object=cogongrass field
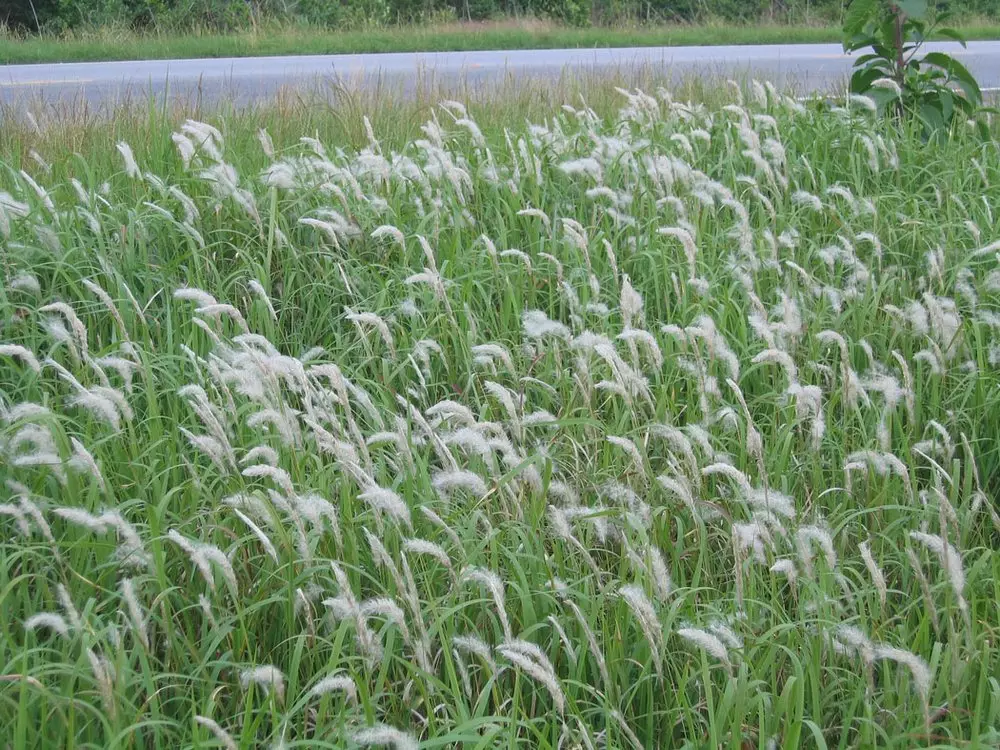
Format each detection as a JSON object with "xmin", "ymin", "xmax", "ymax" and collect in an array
[{"xmin": 1, "ymin": 82, "xmax": 1000, "ymax": 749}]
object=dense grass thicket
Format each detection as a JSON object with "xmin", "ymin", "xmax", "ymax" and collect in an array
[{"xmin": 1, "ymin": 85, "xmax": 1000, "ymax": 748}]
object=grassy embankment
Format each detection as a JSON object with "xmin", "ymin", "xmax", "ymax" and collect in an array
[{"xmin": 2, "ymin": 18, "xmax": 1000, "ymax": 64}]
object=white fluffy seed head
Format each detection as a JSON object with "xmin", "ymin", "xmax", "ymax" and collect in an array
[
  {"xmin": 239, "ymin": 665, "xmax": 286, "ymax": 699},
  {"xmin": 308, "ymin": 674, "xmax": 357, "ymax": 701},
  {"xmin": 796, "ymin": 525, "xmax": 838, "ymax": 578},
  {"xmin": 647, "ymin": 545, "xmax": 673, "ymax": 601},
  {"xmin": 349, "ymin": 724, "xmax": 418, "ymax": 750},
  {"xmin": 247, "ymin": 280, "xmax": 277, "ymax": 321},
  {"xmin": 497, "ymin": 638, "xmax": 565, "ymax": 713},
  {"xmin": 617, "ymin": 584, "xmax": 662, "ymax": 674},
  {"xmin": 167, "ymin": 529, "xmax": 237, "ymax": 594},
  {"xmin": 402, "ymin": 537, "xmax": 452, "ymax": 569},
  {"xmin": 873, "ymin": 645, "xmax": 931, "ymax": 706},
  {"xmin": 461, "ymin": 566, "xmax": 511, "ymax": 640},
  {"xmin": 522, "ymin": 310, "xmax": 570, "ymax": 340},
  {"xmin": 708, "ymin": 621, "xmax": 743, "ymax": 650},
  {"xmin": 55, "ymin": 584, "xmax": 81, "ymax": 630},
  {"xmin": 859, "ymin": 540, "xmax": 887, "ymax": 607},
  {"xmin": 0, "ymin": 345, "xmax": 41, "ymax": 374},
  {"xmin": 85, "ymin": 648, "xmax": 116, "ymax": 717},
  {"xmin": 677, "ymin": 627, "xmax": 731, "ymax": 666},
  {"xmin": 453, "ymin": 633, "xmax": 496, "ymax": 668},
  {"xmin": 831, "ymin": 625, "xmax": 874, "ymax": 663},
  {"xmin": 53, "ymin": 507, "xmax": 110, "ymax": 533},
  {"xmin": 116, "ymin": 142, "xmax": 141, "ymax": 179},
  {"xmin": 359, "ymin": 485, "xmax": 411, "ymax": 526},
  {"xmin": 0, "ymin": 503, "xmax": 31, "ymax": 537},
  {"xmin": 173, "ymin": 286, "xmax": 218, "ymax": 307},
  {"xmin": 770, "ymin": 559, "xmax": 797, "ymax": 584},
  {"xmin": 371, "ymin": 224, "xmax": 406, "ymax": 246},
  {"xmin": 432, "ymin": 470, "xmax": 487, "ymax": 498},
  {"xmin": 119, "ymin": 578, "xmax": 149, "ymax": 649},
  {"xmin": 194, "ymin": 716, "xmax": 238, "ymax": 750},
  {"xmin": 25, "ymin": 612, "xmax": 71, "ymax": 638},
  {"xmin": 909, "ymin": 531, "xmax": 965, "ymax": 600}
]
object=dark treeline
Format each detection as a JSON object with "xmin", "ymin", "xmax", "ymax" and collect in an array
[{"xmin": 2, "ymin": 0, "xmax": 995, "ymax": 33}]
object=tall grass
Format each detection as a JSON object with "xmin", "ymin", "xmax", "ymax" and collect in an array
[{"xmin": 1, "ymin": 80, "xmax": 999, "ymax": 748}]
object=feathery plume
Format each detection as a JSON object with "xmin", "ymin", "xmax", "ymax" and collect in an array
[
  {"xmin": 859, "ymin": 540, "xmax": 887, "ymax": 608},
  {"xmin": 116, "ymin": 142, "xmax": 141, "ymax": 179},
  {"xmin": 240, "ymin": 665, "xmax": 286, "ymax": 700},
  {"xmin": 461, "ymin": 566, "xmax": 512, "ymax": 640},
  {"xmin": 432, "ymin": 470, "xmax": 488, "ymax": 499},
  {"xmin": 677, "ymin": 627, "xmax": 732, "ymax": 669},
  {"xmin": 0, "ymin": 345, "xmax": 41, "ymax": 374},
  {"xmin": 522, "ymin": 310, "xmax": 570, "ymax": 340},
  {"xmin": 308, "ymin": 674, "xmax": 357, "ymax": 701},
  {"xmin": 618, "ymin": 584, "xmax": 662, "ymax": 677},
  {"xmin": 167, "ymin": 529, "xmax": 238, "ymax": 594},
  {"xmin": 195, "ymin": 717, "xmax": 238, "ymax": 750},
  {"xmin": 770, "ymin": 559, "xmax": 797, "ymax": 586},
  {"xmin": 247, "ymin": 280, "xmax": 277, "ymax": 321},
  {"xmin": 233, "ymin": 509, "xmax": 280, "ymax": 563},
  {"xmin": 86, "ymin": 648, "xmax": 116, "ymax": 718},
  {"xmin": 497, "ymin": 638, "xmax": 565, "ymax": 713},
  {"xmin": 120, "ymin": 578, "xmax": 149, "ymax": 649},
  {"xmin": 349, "ymin": 724, "xmax": 418, "ymax": 750},
  {"xmin": 359, "ymin": 485, "xmax": 411, "ymax": 526},
  {"xmin": 24, "ymin": 612, "xmax": 71, "ymax": 638},
  {"xmin": 909, "ymin": 531, "xmax": 968, "ymax": 617},
  {"xmin": 873, "ymin": 645, "xmax": 931, "ymax": 721}
]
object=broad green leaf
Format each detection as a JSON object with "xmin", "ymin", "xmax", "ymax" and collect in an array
[
  {"xmin": 918, "ymin": 100, "xmax": 946, "ymax": 132},
  {"xmin": 953, "ymin": 92, "xmax": 974, "ymax": 114},
  {"xmin": 872, "ymin": 42, "xmax": 896, "ymax": 59},
  {"xmin": 851, "ymin": 66, "xmax": 890, "ymax": 95},
  {"xmin": 858, "ymin": 59, "xmax": 895, "ymax": 77},
  {"xmin": 869, "ymin": 86, "xmax": 903, "ymax": 112},
  {"xmin": 845, "ymin": 33, "xmax": 880, "ymax": 52},
  {"xmin": 923, "ymin": 51, "xmax": 983, "ymax": 105},
  {"xmin": 936, "ymin": 27, "xmax": 968, "ymax": 47},
  {"xmin": 843, "ymin": 0, "xmax": 880, "ymax": 44},
  {"xmin": 938, "ymin": 87, "xmax": 954, "ymax": 124},
  {"xmin": 906, "ymin": 17, "xmax": 927, "ymax": 41},
  {"xmin": 853, "ymin": 53, "xmax": 883, "ymax": 66},
  {"xmin": 878, "ymin": 16, "xmax": 901, "ymax": 57}
]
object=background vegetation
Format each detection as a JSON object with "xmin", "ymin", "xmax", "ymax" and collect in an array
[{"xmin": 3, "ymin": 0, "xmax": 996, "ymax": 34}]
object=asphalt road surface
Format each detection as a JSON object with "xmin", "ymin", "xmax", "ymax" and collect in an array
[{"xmin": 2, "ymin": 40, "xmax": 999, "ymax": 109}]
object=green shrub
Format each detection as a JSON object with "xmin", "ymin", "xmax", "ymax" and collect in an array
[{"xmin": 844, "ymin": 0, "xmax": 984, "ymax": 137}]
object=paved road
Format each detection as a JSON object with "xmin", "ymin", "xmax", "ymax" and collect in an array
[{"xmin": 2, "ymin": 41, "xmax": 999, "ymax": 108}]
